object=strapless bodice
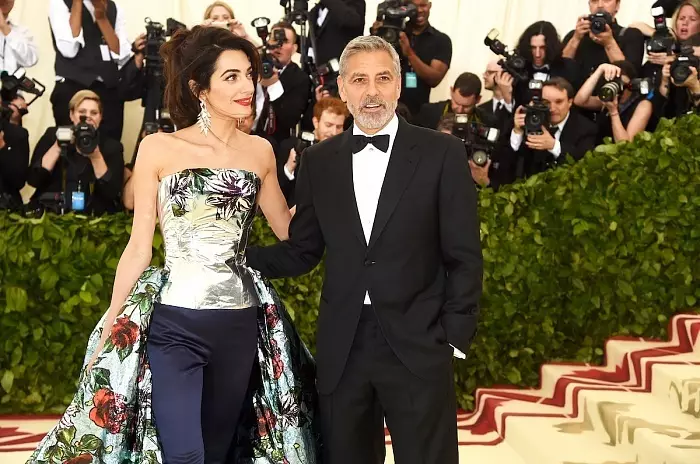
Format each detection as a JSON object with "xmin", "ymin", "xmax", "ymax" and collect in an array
[{"xmin": 156, "ymin": 168, "xmax": 261, "ymax": 309}]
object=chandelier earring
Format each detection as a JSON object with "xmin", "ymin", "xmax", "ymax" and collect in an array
[{"xmin": 197, "ymin": 99, "xmax": 212, "ymax": 136}]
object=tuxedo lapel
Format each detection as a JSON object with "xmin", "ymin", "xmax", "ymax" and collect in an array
[
  {"xmin": 367, "ymin": 119, "xmax": 419, "ymax": 251},
  {"xmin": 334, "ymin": 130, "xmax": 366, "ymax": 247}
]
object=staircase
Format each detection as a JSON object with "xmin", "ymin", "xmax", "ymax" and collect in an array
[
  {"xmin": 3, "ymin": 314, "xmax": 699, "ymax": 464},
  {"xmin": 391, "ymin": 313, "xmax": 700, "ymax": 463}
]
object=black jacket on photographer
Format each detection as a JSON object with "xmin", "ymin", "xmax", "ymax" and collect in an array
[
  {"xmin": 308, "ymin": 0, "xmax": 366, "ymax": 67},
  {"xmin": 562, "ymin": 22, "xmax": 646, "ymax": 87},
  {"xmin": 257, "ymin": 63, "xmax": 311, "ymax": 145},
  {"xmin": 27, "ymin": 127, "xmax": 124, "ymax": 215},
  {"xmin": 0, "ymin": 123, "xmax": 30, "ymax": 210},
  {"xmin": 276, "ymin": 136, "xmax": 301, "ymax": 207},
  {"xmin": 399, "ymin": 25, "xmax": 452, "ymax": 116},
  {"xmin": 416, "ymin": 100, "xmax": 498, "ymax": 131},
  {"xmin": 505, "ymin": 110, "xmax": 598, "ymax": 179}
]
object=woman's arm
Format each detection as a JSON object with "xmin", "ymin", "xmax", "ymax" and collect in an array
[
  {"xmin": 87, "ymin": 135, "xmax": 161, "ymax": 369},
  {"xmin": 574, "ymin": 64, "xmax": 617, "ymax": 110},
  {"xmin": 257, "ymin": 138, "xmax": 292, "ymax": 241},
  {"xmin": 625, "ymin": 100, "xmax": 653, "ymax": 140}
]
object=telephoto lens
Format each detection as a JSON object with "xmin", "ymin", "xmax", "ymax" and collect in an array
[{"xmin": 598, "ymin": 79, "xmax": 623, "ymax": 102}]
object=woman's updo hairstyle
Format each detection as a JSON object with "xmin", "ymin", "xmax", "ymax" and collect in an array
[{"xmin": 160, "ymin": 26, "xmax": 260, "ymax": 129}]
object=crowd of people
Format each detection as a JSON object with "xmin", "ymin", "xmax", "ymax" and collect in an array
[{"xmin": 0, "ymin": 0, "xmax": 698, "ymax": 214}]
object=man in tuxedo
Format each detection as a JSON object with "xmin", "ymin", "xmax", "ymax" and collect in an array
[
  {"xmin": 308, "ymin": 0, "xmax": 366, "ymax": 68},
  {"xmin": 246, "ymin": 36, "xmax": 482, "ymax": 464},
  {"xmin": 415, "ymin": 72, "xmax": 495, "ymax": 129},
  {"xmin": 508, "ymin": 77, "xmax": 598, "ymax": 179},
  {"xmin": 257, "ymin": 21, "xmax": 311, "ymax": 144},
  {"xmin": 478, "ymin": 60, "xmax": 515, "ymax": 130}
]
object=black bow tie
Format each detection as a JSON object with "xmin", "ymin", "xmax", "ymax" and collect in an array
[
  {"xmin": 352, "ymin": 134, "xmax": 390, "ymax": 153},
  {"xmin": 548, "ymin": 125, "xmax": 560, "ymax": 136}
]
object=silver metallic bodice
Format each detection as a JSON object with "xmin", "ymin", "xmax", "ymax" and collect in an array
[{"xmin": 156, "ymin": 168, "xmax": 261, "ymax": 309}]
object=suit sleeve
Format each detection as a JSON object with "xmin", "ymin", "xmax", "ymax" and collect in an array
[
  {"xmin": 559, "ymin": 117, "xmax": 597, "ymax": 162},
  {"xmin": 93, "ymin": 140, "xmax": 124, "ymax": 204},
  {"xmin": 321, "ymin": 0, "xmax": 366, "ymax": 28},
  {"xmin": 246, "ymin": 148, "xmax": 325, "ymax": 278},
  {"xmin": 0, "ymin": 126, "xmax": 29, "ymax": 193},
  {"xmin": 273, "ymin": 68, "xmax": 311, "ymax": 136},
  {"xmin": 438, "ymin": 136, "xmax": 483, "ymax": 353}
]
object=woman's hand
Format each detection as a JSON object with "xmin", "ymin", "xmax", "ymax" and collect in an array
[
  {"xmin": 602, "ymin": 95, "xmax": 620, "ymax": 116},
  {"xmin": 598, "ymin": 63, "xmax": 621, "ymax": 81},
  {"xmin": 228, "ymin": 19, "xmax": 247, "ymax": 38}
]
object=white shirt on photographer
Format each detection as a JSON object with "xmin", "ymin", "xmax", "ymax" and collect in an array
[
  {"xmin": 48, "ymin": 0, "xmax": 133, "ymax": 81},
  {"xmin": 0, "ymin": 18, "xmax": 38, "ymax": 73}
]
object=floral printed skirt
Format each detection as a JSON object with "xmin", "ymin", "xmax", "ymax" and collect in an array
[{"xmin": 27, "ymin": 266, "xmax": 322, "ymax": 464}]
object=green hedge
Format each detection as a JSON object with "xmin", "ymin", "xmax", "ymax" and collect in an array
[{"xmin": 1, "ymin": 115, "xmax": 699, "ymax": 413}]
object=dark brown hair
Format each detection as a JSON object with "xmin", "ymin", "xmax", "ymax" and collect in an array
[
  {"xmin": 543, "ymin": 76, "xmax": 575, "ymax": 99},
  {"xmin": 161, "ymin": 26, "xmax": 260, "ymax": 129},
  {"xmin": 453, "ymin": 72, "xmax": 482, "ymax": 97}
]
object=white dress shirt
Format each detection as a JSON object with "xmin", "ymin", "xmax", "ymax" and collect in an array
[
  {"xmin": 352, "ymin": 115, "xmax": 465, "ymax": 359},
  {"xmin": 510, "ymin": 111, "xmax": 571, "ymax": 159},
  {"xmin": 491, "ymin": 97, "xmax": 513, "ymax": 114},
  {"xmin": 0, "ymin": 19, "xmax": 38, "ymax": 73},
  {"xmin": 48, "ymin": 0, "xmax": 132, "ymax": 80}
]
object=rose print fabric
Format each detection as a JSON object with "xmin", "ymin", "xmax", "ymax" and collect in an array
[{"xmin": 27, "ymin": 169, "xmax": 321, "ymax": 463}]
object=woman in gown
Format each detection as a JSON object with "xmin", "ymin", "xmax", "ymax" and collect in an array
[{"xmin": 28, "ymin": 26, "xmax": 320, "ymax": 464}]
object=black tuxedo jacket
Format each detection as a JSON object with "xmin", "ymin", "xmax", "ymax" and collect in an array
[
  {"xmin": 508, "ymin": 110, "xmax": 598, "ymax": 179},
  {"xmin": 308, "ymin": 0, "xmax": 366, "ymax": 67},
  {"xmin": 276, "ymin": 136, "xmax": 298, "ymax": 207},
  {"xmin": 247, "ymin": 119, "xmax": 482, "ymax": 394},
  {"xmin": 259, "ymin": 63, "xmax": 311, "ymax": 145}
]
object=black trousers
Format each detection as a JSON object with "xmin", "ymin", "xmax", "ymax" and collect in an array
[
  {"xmin": 147, "ymin": 303, "xmax": 258, "ymax": 464},
  {"xmin": 50, "ymin": 78, "xmax": 124, "ymax": 142},
  {"xmin": 320, "ymin": 304, "xmax": 458, "ymax": 464}
]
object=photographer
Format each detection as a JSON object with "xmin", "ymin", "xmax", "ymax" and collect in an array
[
  {"xmin": 513, "ymin": 21, "xmax": 580, "ymax": 103},
  {"xmin": 48, "ymin": 0, "xmax": 133, "ymax": 142},
  {"xmin": 372, "ymin": 0, "xmax": 452, "ymax": 116},
  {"xmin": 0, "ymin": 111, "xmax": 29, "ymax": 209},
  {"xmin": 478, "ymin": 60, "xmax": 516, "ymax": 133},
  {"xmin": 562, "ymin": 0, "xmax": 645, "ymax": 86},
  {"xmin": 202, "ymin": 1, "xmax": 258, "ymax": 45},
  {"xmin": 308, "ymin": 0, "xmax": 366, "ymax": 67},
  {"xmin": 278, "ymin": 97, "xmax": 348, "ymax": 206},
  {"xmin": 575, "ymin": 61, "xmax": 653, "ymax": 144},
  {"xmin": 509, "ymin": 77, "xmax": 597, "ymax": 179},
  {"xmin": 257, "ymin": 21, "xmax": 311, "ymax": 145},
  {"xmin": 0, "ymin": 0, "xmax": 39, "ymax": 73},
  {"xmin": 415, "ymin": 72, "xmax": 494, "ymax": 130},
  {"xmin": 27, "ymin": 90, "xmax": 124, "ymax": 215},
  {"xmin": 645, "ymin": 0, "xmax": 700, "ymax": 119}
]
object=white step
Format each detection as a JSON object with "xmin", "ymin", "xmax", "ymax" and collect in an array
[
  {"xmin": 650, "ymin": 363, "xmax": 700, "ymax": 417},
  {"xmin": 504, "ymin": 414, "xmax": 634, "ymax": 464}
]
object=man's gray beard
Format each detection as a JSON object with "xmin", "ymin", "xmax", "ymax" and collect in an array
[{"xmin": 348, "ymin": 100, "xmax": 398, "ymax": 130}]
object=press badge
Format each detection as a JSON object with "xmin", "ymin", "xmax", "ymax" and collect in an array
[
  {"xmin": 71, "ymin": 191, "xmax": 85, "ymax": 211},
  {"xmin": 405, "ymin": 71, "xmax": 418, "ymax": 89},
  {"xmin": 100, "ymin": 44, "xmax": 111, "ymax": 61}
]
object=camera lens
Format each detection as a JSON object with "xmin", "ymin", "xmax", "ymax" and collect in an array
[
  {"xmin": 672, "ymin": 65, "xmax": 690, "ymax": 83},
  {"xmin": 528, "ymin": 113, "xmax": 541, "ymax": 126},
  {"xmin": 471, "ymin": 151, "xmax": 489, "ymax": 167}
]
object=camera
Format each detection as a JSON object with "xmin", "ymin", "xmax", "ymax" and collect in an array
[
  {"xmin": 286, "ymin": 0, "xmax": 309, "ymax": 25},
  {"xmin": 312, "ymin": 58, "xmax": 340, "ymax": 98},
  {"xmin": 646, "ymin": 6, "xmax": 678, "ymax": 54},
  {"xmin": 670, "ymin": 45, "xmax": 700, "ymax": 84},
  {"xmin": 0, "ymin": 68, "xmax": 46, "ymax": 106},
  {"xmin": 451, "ymin": 115, "xmax": 500, "ymax": 167},
  {"xmin": 295, "ymin": 131, "xmax": 316, "ymax": 154},
  {"xmin": 588, "ymin": 10, "xmax": 613, "ymax": 35},
  {"xmin": 598, "ymin": 77, "xmax": 623, "ymax": 102},
  {"xmin": 484, "ymin": 29, "xmax": 529, "ymax": 83},
  {"xmin": 373, "ymin": 0, "xmax": 417, "ymax": 51},
  {"xmin": 143, "ymin": 17, "xmax": 186, "ymax": 75},
  {"xmin": 57, "ymin": 116, "xmax": 99, "ymax": 156},
  {"xmin": 251, "ymin": 17, "xmax": 285, "ymax": 79},
  {"xmin": 524, "ymin": 80, "xmax": 551, "ymax": 135},
  {"xmin": 143, "ymin": 110, "xmax": 174, "ymax": 136}
]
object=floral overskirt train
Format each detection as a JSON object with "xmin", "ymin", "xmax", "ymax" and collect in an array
[{"xmin": 27, "ymin": 266, "xmax": 321, "ymax": 463}]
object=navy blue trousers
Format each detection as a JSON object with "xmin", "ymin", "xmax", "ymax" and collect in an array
[{"xmin": 147, "ymin": 303, "xmax": 258, "ymax": 464}]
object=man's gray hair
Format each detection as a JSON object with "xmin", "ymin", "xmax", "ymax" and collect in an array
[{"xmin": 339, "ymin": 36, "xmax": 401, "ymax": 79}]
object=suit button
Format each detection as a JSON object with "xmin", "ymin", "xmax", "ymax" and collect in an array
[{"xmin": 364, "ymin": 260, "xmax": 376, "ymax": 266}]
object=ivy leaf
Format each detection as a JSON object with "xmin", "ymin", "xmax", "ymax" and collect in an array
[{"xmin": 0, "ymin": 370, "xmax": 13, "ymax": 393}]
